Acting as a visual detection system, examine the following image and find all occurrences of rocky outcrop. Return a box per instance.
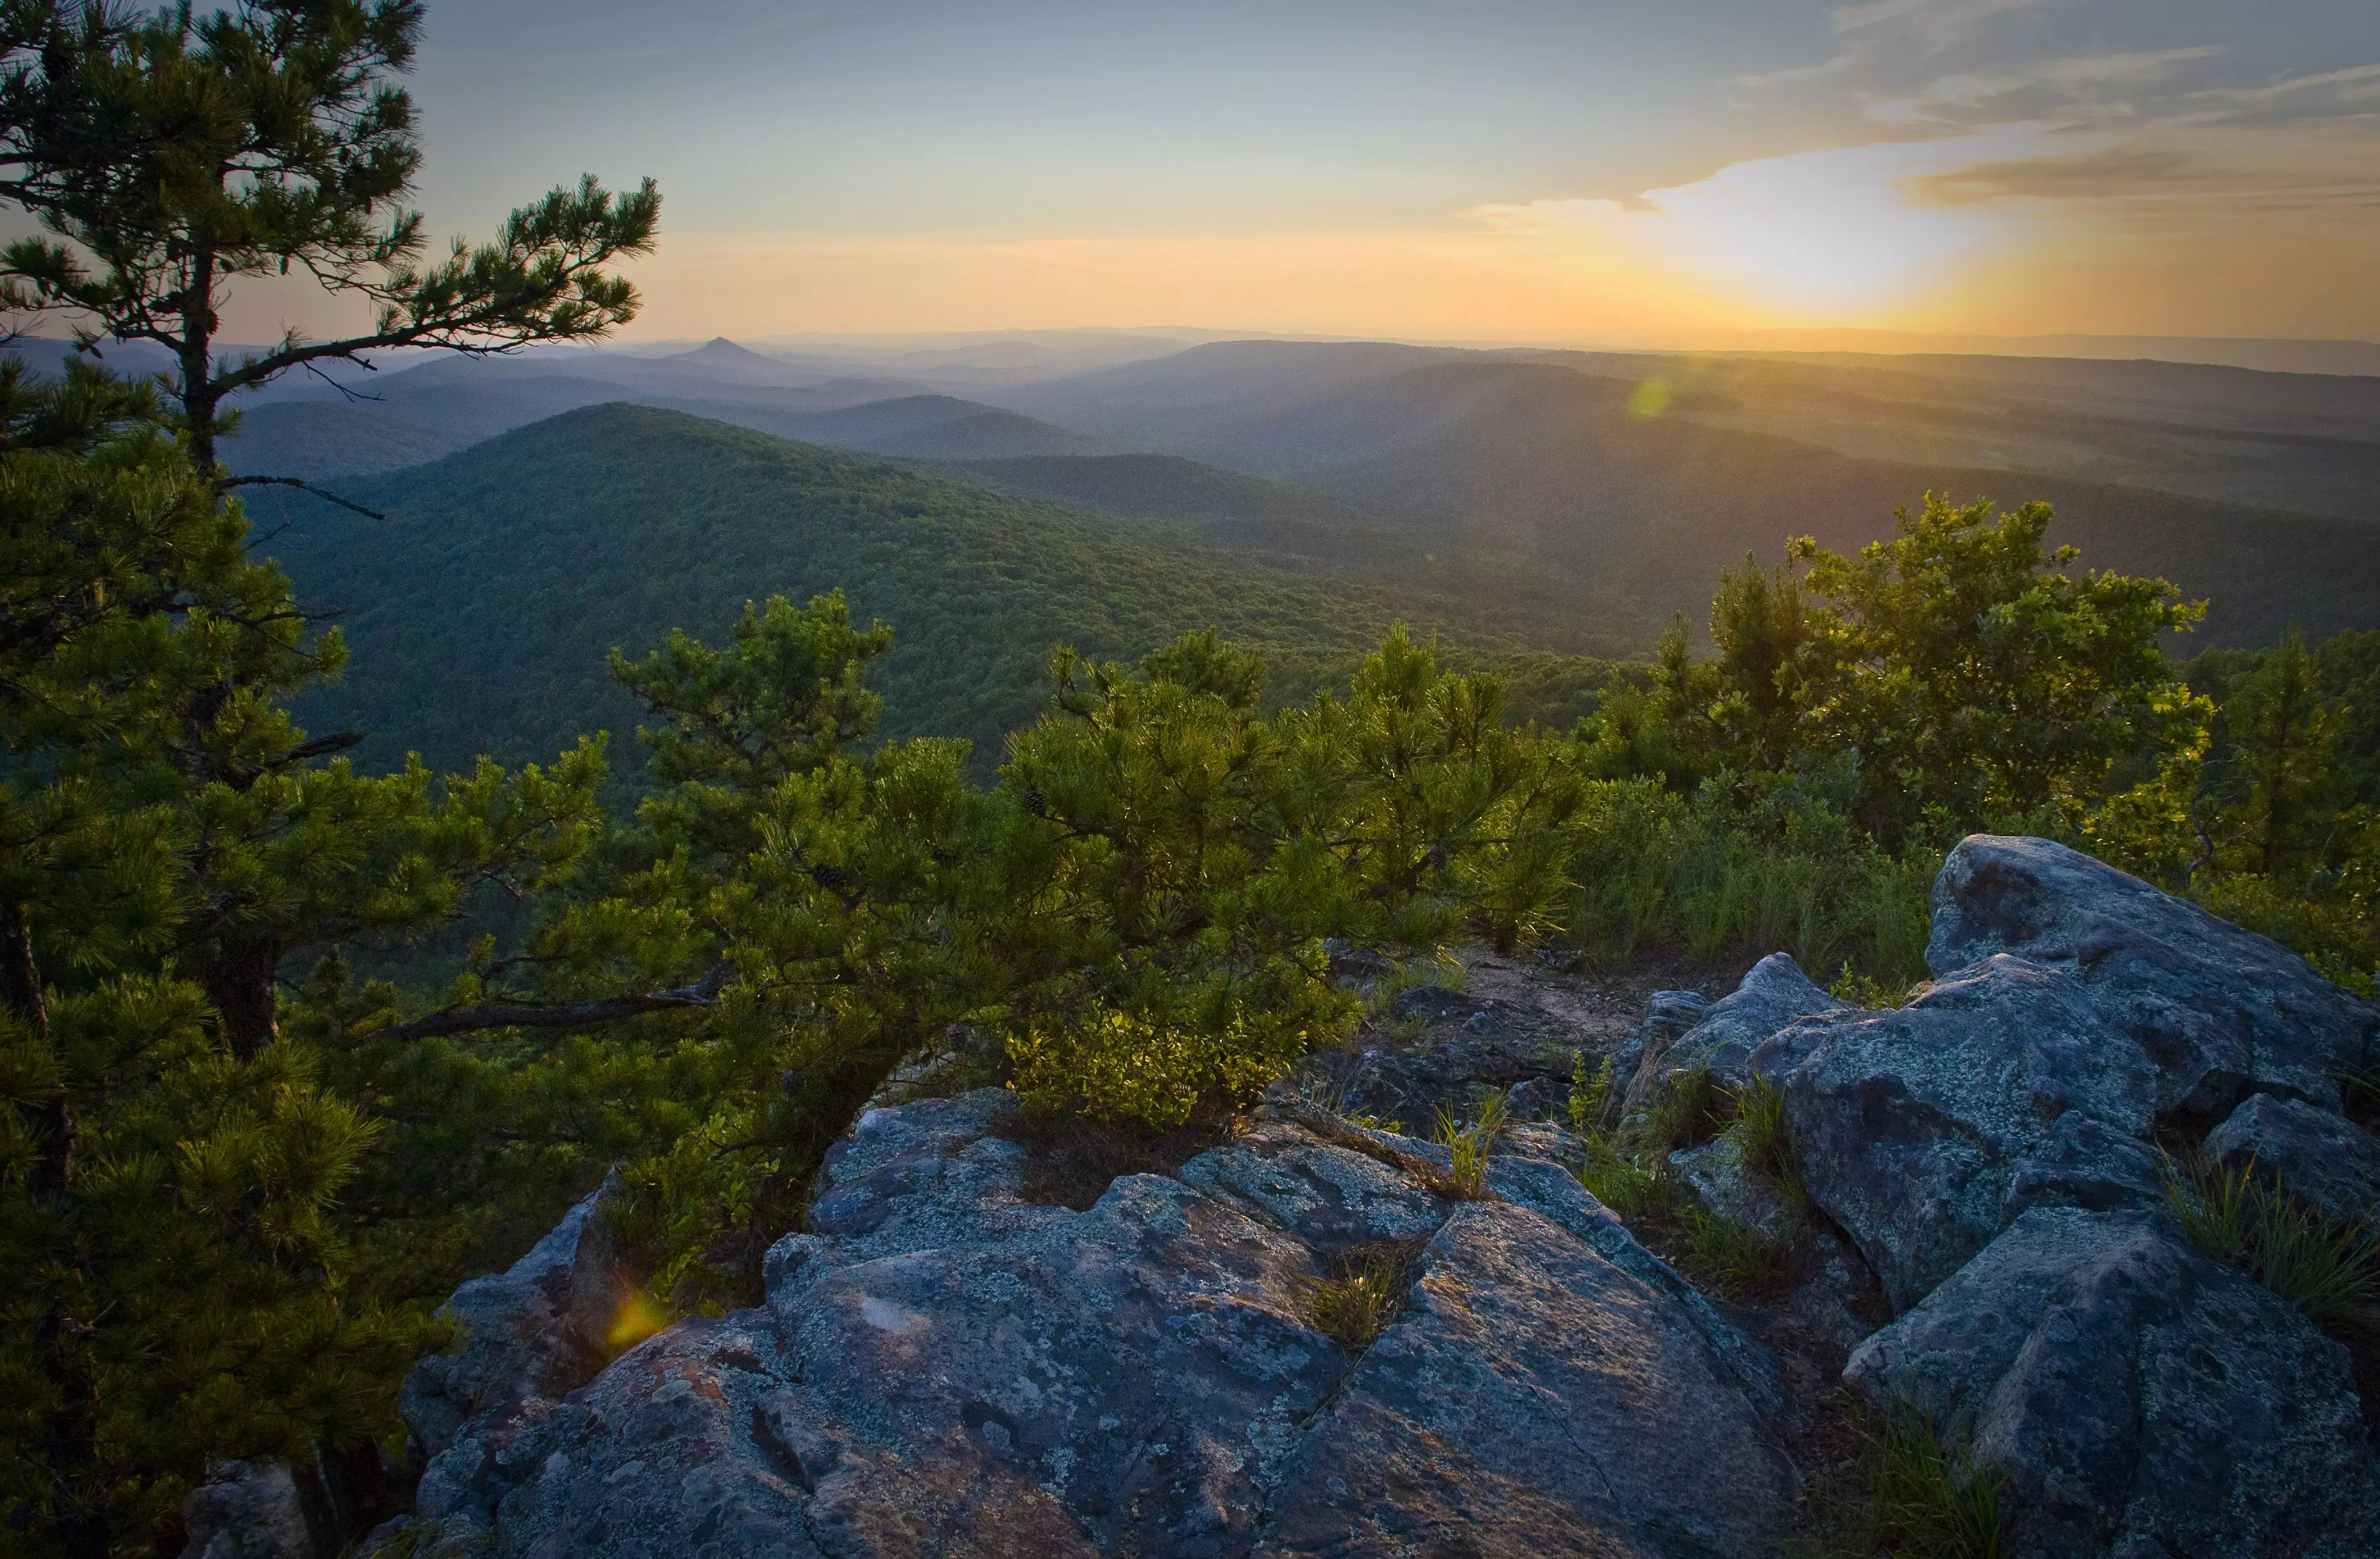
[410,1091,1794,1558]
[1753,954,2161,1310]
[1845,1207,2379,1558]
[1927,834,2377,1118]
[1716,835,2380,1557]
[180,1463,313,1559]
[390,834,2377,1558]
[400,1170,630,1462]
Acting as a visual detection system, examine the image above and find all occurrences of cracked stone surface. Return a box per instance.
[412,1089,1791,1558]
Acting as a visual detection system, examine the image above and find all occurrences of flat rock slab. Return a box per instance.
[414,1090,1791,1558]
[1258,1200,1795,1559]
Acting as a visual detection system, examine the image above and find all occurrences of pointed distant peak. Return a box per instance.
[674,335,773,364]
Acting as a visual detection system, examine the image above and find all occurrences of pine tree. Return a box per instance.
[0,0,657,473]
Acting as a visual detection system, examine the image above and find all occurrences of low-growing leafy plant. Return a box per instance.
[1307,1238,1424,1352]
[1568,1050,1614,1136]
[1828,961,1919,1010]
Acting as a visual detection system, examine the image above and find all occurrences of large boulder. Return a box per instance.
[1755,954,2160,1311]
[1928,835,2378,1118]
[411,1090,1794,1558]
[1845,1207,2380,1558]
[2204,1091,2380,1229]
[1621,953,1849,1117]
[399,1170,631,1462]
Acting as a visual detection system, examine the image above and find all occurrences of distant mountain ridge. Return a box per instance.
[992,344,2380,648]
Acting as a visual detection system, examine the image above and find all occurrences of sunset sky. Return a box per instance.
[242,0,2380,346]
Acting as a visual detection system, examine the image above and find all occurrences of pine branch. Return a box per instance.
[371,962,730,1043]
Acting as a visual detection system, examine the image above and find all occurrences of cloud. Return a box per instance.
[1864,46,2222,123]
[2179,61,2380,125]
[1907,146,2199,203]
[1463,131,2038,316]
[1735,51,1862,90]
[1828,0,2055,48]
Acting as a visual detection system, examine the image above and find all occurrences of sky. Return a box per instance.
[230,0,2380,346]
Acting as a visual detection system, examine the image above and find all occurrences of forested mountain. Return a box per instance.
[251,405,1598,776]
[211,350,1100,474]
[24,332,2380,655]
[998,346,2380,647]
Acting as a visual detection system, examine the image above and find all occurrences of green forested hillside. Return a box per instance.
[253,404,1599,775]
[221,399,471,477]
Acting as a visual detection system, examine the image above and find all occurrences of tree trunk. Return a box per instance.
[1,904,69,1195]
[201,933,282,1059]
[6,909,108,1557]
[291,1438,402,1558]
[181,246,219,471]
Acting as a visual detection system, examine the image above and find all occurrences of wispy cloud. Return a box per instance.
[1735,51,1862,90]
[1865,45,2222,123]
[1828,0,2057,49]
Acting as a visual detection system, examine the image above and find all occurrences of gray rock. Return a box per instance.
[1602,989,1709,1120]
[1928,834,2379,1118]
[1845,1207,2380,1559]
[2204,1091,2380,1229]
[2000,1109,2168,1222]
[1256,1201,1796,1558]
[1669,1126,1795,1238]
[1764,954,2159,1311]
[1623,953,1850,1117]
[414,1090,1792,1558]
[180,1462,314,1559]
[399,1170,630,1460]
[1267,1007,1571,1138]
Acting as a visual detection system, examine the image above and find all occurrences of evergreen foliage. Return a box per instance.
[0,0,656,467]
[0,360,600,1555]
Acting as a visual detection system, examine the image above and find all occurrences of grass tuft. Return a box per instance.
[1306,1238,1424,1352]
[1729,1076,1808,1211]
[2163,1151,2380,1331]
[1789,1402,2007,1558]
[1673,1205,1793,1297]
[1641,1062,1730,1152]
[1432,1087,1508,1200]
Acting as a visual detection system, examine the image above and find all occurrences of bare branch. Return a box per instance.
[219,475,386,521]
[369,963,731,1044]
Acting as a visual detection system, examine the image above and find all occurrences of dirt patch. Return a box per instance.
[992,1107,1242,1210]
